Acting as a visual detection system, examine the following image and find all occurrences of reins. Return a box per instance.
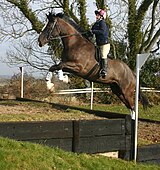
[46,19,58,40]
[49,33,86,40]
[47,18,87,41]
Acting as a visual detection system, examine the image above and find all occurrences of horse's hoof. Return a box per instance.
[48,85,55,93]
[46,81,55,92]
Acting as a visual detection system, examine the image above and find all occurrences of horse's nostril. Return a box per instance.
[39,42,42,47]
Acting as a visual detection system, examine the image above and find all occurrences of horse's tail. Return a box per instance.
[139,87,149,110]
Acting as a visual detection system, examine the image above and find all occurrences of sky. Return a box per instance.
[0,1,159,77]
[0,43,21,76]
[0,1,97,77]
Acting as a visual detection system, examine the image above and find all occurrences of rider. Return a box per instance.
[91,9,110,77]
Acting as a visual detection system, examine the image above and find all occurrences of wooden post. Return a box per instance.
[90,82,94,110]
[119,115,132,160]
[20,67,24,98]
[72,121,80,152]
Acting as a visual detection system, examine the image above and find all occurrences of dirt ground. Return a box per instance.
[0,103,159,144]
[138,121,160,144]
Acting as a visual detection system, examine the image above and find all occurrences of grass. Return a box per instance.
[78,103,160,121]
[0,99,159,146]
[0,100,104,122]
[0,137,159,170]
[0,100,159,168]
[0,99,160,122]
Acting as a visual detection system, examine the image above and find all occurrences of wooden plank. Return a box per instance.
[138,159,160,164]
[0,119,130,156]
[72,121,80,152]
[24,138,73,152]
[0,121,73,140]
[75,135,126,153]
[78,119,125,137]
[137,144,160,162]
[118,116,132,160]
[118,135,132,160]
[125,115,131,135]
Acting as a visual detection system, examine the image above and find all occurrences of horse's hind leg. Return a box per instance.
[110,83,134,110]
[110,83,130,108]
[125,86,136,118]
[123,84,135,111]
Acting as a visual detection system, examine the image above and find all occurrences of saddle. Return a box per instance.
[95,46,102,63]
[84,46,107,79]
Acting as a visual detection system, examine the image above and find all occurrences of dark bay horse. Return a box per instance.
[38,13,148,113]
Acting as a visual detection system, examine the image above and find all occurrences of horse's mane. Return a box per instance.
[55,13,92,41]
[56,13,84,34]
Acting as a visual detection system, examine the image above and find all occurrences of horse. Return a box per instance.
[38,12,148,115]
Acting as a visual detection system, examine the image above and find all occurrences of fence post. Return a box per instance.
[90,82,94,110]
[72,121,80,152]
[20,67,24,98]
[119,115,132,160]
[132,53,150,162]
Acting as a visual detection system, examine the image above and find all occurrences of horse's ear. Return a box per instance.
[46,13,49,19]
[46,12,55,21]
[46,12,51,19]
[56,13,64,18]
[52,12,56,17]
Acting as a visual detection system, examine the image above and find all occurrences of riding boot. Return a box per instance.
[100,59,107,78]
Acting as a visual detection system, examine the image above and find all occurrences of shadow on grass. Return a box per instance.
[16,97,127,119]
[15,97,160,124]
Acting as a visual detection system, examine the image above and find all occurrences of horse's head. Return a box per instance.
[38,12,60,47]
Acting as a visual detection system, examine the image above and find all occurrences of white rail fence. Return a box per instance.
[54,86,160,110]
[54,87,160,95]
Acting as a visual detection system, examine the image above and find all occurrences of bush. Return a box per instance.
[8,73,49,99]
[140,57,160,89]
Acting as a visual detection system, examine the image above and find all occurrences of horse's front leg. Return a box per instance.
[46,63,63,92]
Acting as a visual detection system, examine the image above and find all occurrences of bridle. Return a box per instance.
[47,18,59,40]
[45,18,87,41]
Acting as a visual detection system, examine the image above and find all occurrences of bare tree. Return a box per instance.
[108,0,160,69]
[0,0,159,72]
[0,0,88,73]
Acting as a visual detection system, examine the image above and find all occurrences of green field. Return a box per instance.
[0,137,159,170]
[0,100,160,169]
[81,103,160,121]
[0,99,159,122]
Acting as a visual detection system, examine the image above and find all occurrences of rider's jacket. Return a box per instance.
[91,19,109,46]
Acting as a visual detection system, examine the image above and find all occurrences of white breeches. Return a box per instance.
[99,43,110,59]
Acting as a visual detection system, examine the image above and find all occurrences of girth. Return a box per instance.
[83,46,102,80]
[83,63,100,80]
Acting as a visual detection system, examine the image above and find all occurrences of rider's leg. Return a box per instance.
[99,43,110,77]
[100,59,107,76]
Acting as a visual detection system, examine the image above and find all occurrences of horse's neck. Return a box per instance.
[59,20,86,48]
[61,32,83,49]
